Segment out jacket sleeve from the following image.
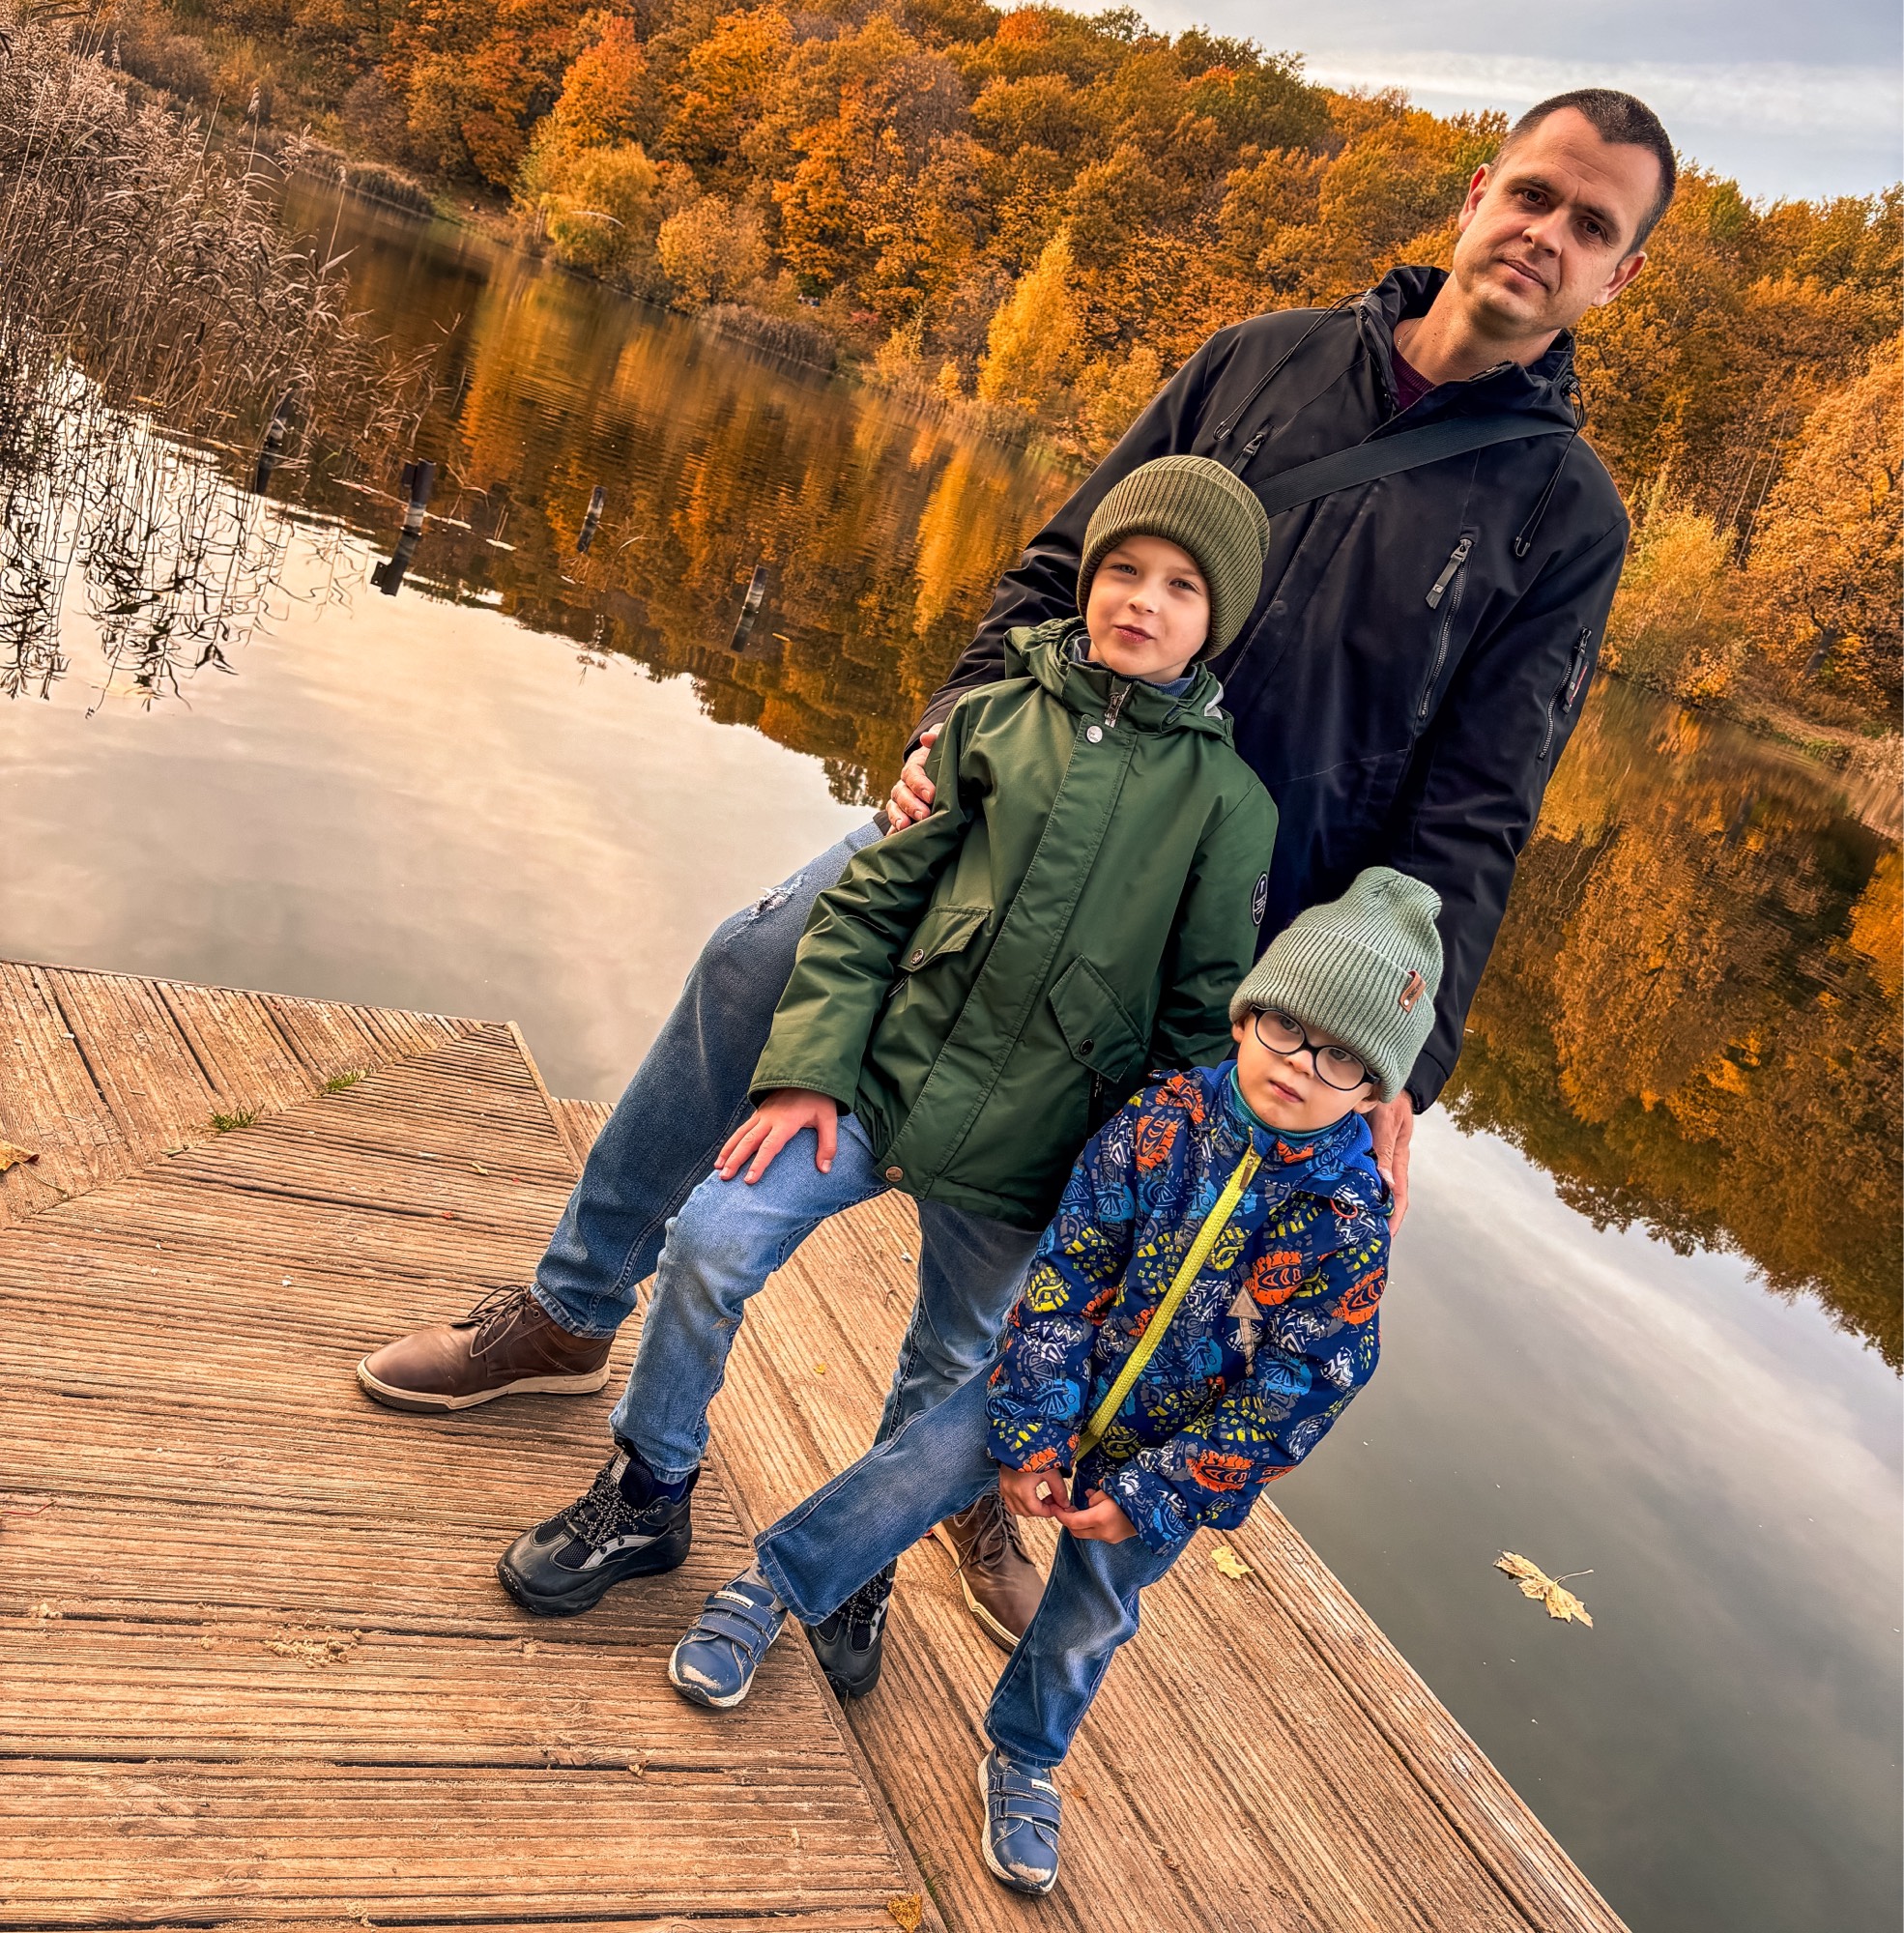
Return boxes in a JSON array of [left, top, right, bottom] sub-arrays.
[[909, 334, 1224, 747], [985, 1109, 1140, 1472], [1101, 1228, 1389, 1554], [1386, 519, 1627, 1111], [1149, 785, 1280, 1070], [749, 707, 976, 1110]]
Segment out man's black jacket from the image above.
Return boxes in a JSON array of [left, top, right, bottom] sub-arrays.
[[911, 265, 1629, 1111]]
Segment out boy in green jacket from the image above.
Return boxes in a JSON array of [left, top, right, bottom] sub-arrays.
[[496, 455, 1279, 1695]]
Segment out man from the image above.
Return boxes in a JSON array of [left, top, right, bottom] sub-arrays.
[[358, 90, 1673, 1668]]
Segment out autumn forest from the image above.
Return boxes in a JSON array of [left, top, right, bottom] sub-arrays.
[[104, 0, 1900, 738]]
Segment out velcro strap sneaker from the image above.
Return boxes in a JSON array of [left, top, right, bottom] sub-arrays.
[[979, 1748, 1063, 1895], [668, 1573, 787, 1709]]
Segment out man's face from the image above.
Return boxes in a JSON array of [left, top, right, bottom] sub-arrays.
[[1450, 107, 1660, 342]]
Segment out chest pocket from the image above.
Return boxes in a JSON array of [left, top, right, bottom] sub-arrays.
[[1049, 957, 1148, 1093], [899, 902, 989, 972]]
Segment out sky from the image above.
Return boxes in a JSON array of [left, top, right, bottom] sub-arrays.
[[1130, 0, 1902, 202]]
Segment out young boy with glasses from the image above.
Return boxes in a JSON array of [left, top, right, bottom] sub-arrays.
[[665, 867, 1443, 1897]]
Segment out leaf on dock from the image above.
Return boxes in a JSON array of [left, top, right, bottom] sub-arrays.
[[1495, 1551, 1594, 1626], [884, 1895, 924, 1931], [1209, 1544, 1253, 1580], [0, 1140, 39, 1172]]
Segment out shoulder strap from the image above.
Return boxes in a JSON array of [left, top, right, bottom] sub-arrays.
[[1078, 1146, 1262, 1458], [1250, 416, 1574, 519]]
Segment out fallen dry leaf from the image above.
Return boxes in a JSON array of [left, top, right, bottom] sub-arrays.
[[626, 1753, 648, 1778], [1209, 1544, 1253, 1580], [1495, 1551, 1594, 1627], [885, 1896, 924, 1932], [812, 1362, 827, 1376], [0, 1141, 39, 1173]]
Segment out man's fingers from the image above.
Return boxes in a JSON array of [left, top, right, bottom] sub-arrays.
[[744, 1119, 793, 1184], [814, 1108, 837, 1173], [716, 1116, 767, 1180]]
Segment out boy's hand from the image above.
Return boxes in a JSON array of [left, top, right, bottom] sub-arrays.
[[1051, 1487, 1138, 1544], [884, 727, 938, 830], [716, 1088, 838, 1184], [997, 1461, 1072, 1521]]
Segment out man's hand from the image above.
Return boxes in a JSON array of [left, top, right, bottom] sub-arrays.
[[884, 726, 939, 831], [716, 1088, 838, 1184], [1367, 1092, 1416, 1232]]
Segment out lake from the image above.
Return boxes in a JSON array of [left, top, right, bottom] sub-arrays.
[[4, 182, 1897, 1933]]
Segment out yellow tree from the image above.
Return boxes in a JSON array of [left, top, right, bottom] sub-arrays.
[[976, 229, 1082, 411], [1745, 336, 1902, 713]]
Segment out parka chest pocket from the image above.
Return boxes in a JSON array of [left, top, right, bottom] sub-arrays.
[[1049, 957, 1147, 1090], [900, 903, 990, 973]]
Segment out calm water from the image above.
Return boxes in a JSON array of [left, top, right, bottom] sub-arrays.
[[5, 187, 1898, 1933]]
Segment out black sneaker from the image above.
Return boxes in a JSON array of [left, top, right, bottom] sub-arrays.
[[497, 1445, 697, 1617], [806, 1561, 896, 1700]]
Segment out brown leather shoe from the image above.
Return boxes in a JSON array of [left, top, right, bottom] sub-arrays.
[[356, 1285, 614, 1413], [932, 1490, 1046, 1651]]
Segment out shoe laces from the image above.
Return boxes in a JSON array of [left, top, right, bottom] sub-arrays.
[[842, 1567, 894, 1638], [565, 1456, 646, 1547], [963, 1488, 1027, 1572], [464, 1284, 537, 1359]]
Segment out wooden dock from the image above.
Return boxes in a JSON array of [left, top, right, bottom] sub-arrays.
[[0, 960, 1628, 1932]]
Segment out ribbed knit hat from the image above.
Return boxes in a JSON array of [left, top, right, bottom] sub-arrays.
[[1227, 868, 1444, 1103], [1078, 455, 1271, 659]]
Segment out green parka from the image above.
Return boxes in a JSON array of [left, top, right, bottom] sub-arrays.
[[751, 620, 1280, 1229]]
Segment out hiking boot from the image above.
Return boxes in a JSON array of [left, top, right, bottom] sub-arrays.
[[978, 1749, 1063, 1895], [356, 1284, 613, 1413], [497, 1445, 697, 1617], [669, 1572, 787, 1709], [807, 1561, 896, 1701], [933, 1490, 1044, 1651]]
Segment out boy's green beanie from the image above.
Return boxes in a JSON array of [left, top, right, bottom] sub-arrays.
[[1227, 868, 1444, 1103], [1078, 455, 1271, 658]]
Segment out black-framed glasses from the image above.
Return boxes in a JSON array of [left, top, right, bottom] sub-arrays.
[[1250, 1009, 1372, 1092]]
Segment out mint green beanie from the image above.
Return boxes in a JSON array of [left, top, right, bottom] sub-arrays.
[[1078, 454, 1271, 658], [1227, 868, 1444, 1102]]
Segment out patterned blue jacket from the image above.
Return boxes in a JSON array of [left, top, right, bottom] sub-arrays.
[[986, 1063, 1392, 1553]]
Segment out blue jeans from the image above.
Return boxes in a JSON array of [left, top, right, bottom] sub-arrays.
[[532, 822, 882, 1338], [608, 1115, 1040, 1483], [755, 1366, 1182, 1770]]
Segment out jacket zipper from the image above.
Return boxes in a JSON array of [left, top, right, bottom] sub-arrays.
[[1416, 536, 1472, 728], [1540, 629, 1594, 757], [1425, 535, 1472, 610], [1104, 678, 1132, 729]]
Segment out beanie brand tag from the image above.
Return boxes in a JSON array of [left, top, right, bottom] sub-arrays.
[[1399, 968, 1427, 1012]]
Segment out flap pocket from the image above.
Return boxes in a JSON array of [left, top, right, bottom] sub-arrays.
[[1049, 957, 1146, 1082], [900, 903, 990, 972]]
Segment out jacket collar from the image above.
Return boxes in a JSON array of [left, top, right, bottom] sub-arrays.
[[1007, 619, 1233, 741], [1204, 1063, 1390, 1211], [1357, 265, 1584, 433]]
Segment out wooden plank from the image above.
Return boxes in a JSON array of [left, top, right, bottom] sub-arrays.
[[0, 1020, 926, 1932]]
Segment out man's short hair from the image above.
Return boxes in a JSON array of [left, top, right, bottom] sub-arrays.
[[1495, 89, 1677, 249]]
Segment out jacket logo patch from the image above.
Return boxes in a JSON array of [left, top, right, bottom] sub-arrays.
[[1399, 968, 1427, 1012], [1251, 873, 1270, 928]]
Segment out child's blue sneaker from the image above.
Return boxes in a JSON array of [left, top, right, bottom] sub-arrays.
[[977, 1748, 1062, 1894], [668, 1572, 786, 1709]]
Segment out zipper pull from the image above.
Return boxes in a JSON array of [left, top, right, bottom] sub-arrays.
[[1425, 536, 1472, 610], [1104, 679, 1131, 729]]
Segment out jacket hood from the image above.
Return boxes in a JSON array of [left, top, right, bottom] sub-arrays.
[[1005, 618, 1234, 742], [1360, 266, 1584, 434], [1204, 1062, 1391, 1216]]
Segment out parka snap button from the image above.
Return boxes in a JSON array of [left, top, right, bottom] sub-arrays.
[[1085, 725, 1103, 743], [909, 949, 924, 964], [1080, 1038, 1095, 1053], [884, 1165, 904, 1182]]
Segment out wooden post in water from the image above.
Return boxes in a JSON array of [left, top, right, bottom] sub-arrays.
[[729, 562, 768, 650], [372, 460, 435, 596], [576, 486, 606, 555]]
